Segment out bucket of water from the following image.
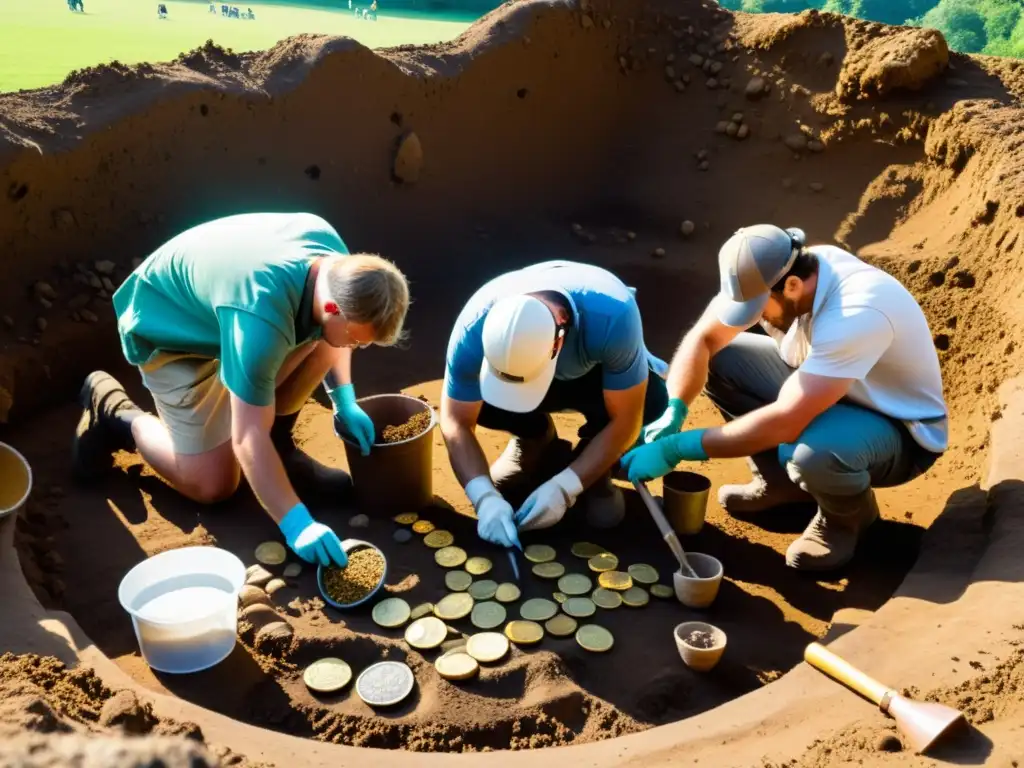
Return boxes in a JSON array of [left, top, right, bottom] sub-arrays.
[[0, 442, 32, 519]]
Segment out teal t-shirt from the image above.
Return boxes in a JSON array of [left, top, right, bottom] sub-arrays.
[[113, 212, 349, 406]]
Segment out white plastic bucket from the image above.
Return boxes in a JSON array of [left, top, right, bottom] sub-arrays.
[[0, 441, 32, 519], [118, 546, 245, 674]]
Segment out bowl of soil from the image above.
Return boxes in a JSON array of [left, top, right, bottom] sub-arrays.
[[335, 394, 437, 512], [674, 621, 727, 672], [317, 540, 388, 609]]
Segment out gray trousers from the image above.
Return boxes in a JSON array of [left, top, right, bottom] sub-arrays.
[[704, 333, 940, 519]]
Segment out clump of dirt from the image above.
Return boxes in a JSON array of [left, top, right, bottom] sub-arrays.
[[380, 410, 432, 444], [322, 547, 386, 604], [837, 26, 950, 101], [681, 630, 716, 650]]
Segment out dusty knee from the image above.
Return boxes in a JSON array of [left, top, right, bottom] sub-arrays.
[[183, 461, 240, 504]]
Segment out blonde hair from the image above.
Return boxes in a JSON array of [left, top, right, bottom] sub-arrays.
[[327, 254, 410, 346]]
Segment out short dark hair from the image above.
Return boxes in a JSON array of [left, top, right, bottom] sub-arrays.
[[771, 249, 818, 292]]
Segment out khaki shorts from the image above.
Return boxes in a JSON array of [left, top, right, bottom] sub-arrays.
[[139, 353, 232, 455]]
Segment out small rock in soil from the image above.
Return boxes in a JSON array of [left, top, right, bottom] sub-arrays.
[[34, 282, 57, 301], [53, 209, 76, 230], [101, 276, 116, 292], [731, 112, 744, 124], [266, 578, 288, 596], [393, 131, 423, 184], [689, 54, 704, 67], [785, 133, 808, 152], [665, 66, 676, 80], [737, 124, 750, 140], [239, 585, 271, 608], [580, 13, 593, 29], [602, 18, 611, 28], [652, 247, 666, 258], [706, 78, 719, 90], [710, 61, 723, 75], [393, 528, 413, 544], [88, 274, 102, 290], [808, 140, 824, 153], [745, 76, 766, 99], [726, 122, 739, 137], [350, 514, 370, 528], [716, 121, 729, 134], [698, 160, 710, 171], [99, 690, 157, 735], [809, 182, 825, 193], [245, 564, 274, 587], [80, 309, 99, 323], [626, 231, 636, 241], [94, 260, 116, 276], [283, 563, 302, 578], [674, 80, 686, 93], [680, 220, 696, 237], [38, 297, 53, 309]]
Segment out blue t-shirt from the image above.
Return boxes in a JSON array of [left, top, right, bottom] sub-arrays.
[[444, 261, 665, 403]]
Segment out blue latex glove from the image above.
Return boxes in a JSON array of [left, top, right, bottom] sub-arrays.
[[642, 398, 689, 444], [466, 476, 521, 550], [621, 428, 708, 484], [328, 382, 375, 456], [278, 503, 348, 568]]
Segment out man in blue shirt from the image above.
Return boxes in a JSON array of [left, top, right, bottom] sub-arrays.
[[441, 261, 669, 548]]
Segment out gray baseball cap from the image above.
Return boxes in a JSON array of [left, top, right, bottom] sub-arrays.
[[715, 224, 806, 327]]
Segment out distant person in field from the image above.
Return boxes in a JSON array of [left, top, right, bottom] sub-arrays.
[[441, 261, 669, 550], [71, 213, 410, 570], [621, 225, 948, 571]]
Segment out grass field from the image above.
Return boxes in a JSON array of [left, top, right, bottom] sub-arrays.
[[0, 0, 474, 93]]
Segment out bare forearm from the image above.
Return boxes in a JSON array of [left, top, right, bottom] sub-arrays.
[[325, 346, 353, 388], [666, 331, 711, 405], [443, 424, 491, 487], [570, 416, 639, 488], [234, 433, 301, 523], [701, 405, 799, 459]]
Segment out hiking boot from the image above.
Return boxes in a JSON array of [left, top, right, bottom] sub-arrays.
[[785, 489, 880, 571], [719, 454, 813, 516], [490, 415, 560, 494], [582, 473, 626, 529], [71, 371, 139, 482], [275, 412, 352, 499]]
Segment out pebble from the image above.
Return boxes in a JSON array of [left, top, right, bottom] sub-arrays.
[[785, 133, 809, 152], [580, 13, 593, 29], [34, 282, 57, 301], [680, 220, 696, 237], [706, 78, 719, 90], [88, 274, 102, 290], [393, 131, 423, 184], [737, 124, 750, 140], [651, 248, 666, 259], [393, 528, 413, 544], [710, 61, 723, 75], [745, 76, 767, 99], [81, 309, 99, 323], [698, 160, 710, 171], [665, 65, 676, 80], [53, 209, 76, 230], [101, 277, 115, 292], [808, 140, 824, 153], [809, 182, 825, 193], [674, 80, 686, 93], [265, 578, 287, 596], [689, 53, 704, 67], [283, 563, 302, 578], [602, 18, 611, 29], [732, 112, 744, 124], [726, 122, 739, 137], [94, 260, 116, 276], [38, 297, 53, 310], [245, 564, 274, 588], [716, 121, 729, 134], [626, 231, 636, 241], [239, 585, 271, 608], [349, 514, 369, 528]]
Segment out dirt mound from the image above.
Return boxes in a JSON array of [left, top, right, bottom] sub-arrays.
[[2, 0, 1024, 762]]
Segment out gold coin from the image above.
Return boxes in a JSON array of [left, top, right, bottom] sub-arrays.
[[435, 546, 468, 568], [412, 520, 436, 534], [254, 541, 286, 566], [532, 561, 565, 580], [303, 657, 353, 693], [434, 592, 475, 621], [524, 544, 556, 563], [371, 597, 411, 628], [520, 598, 558, 622], [562, 597, 596, 618], [468, 579, 498, 601], [571, 542, 608, 559], [622, 586, 649, 607], [545, 614, 578, 637], [627, 564, 659, 585], [598, 571, 633, 591], [650, 584, 674, 599], [576, 624, 614, 652], [552, 592, 567, 604], [424, 530, 455, 549], [588, 553, 619, 572], [445, 570, 473, 592], [435, 651, 479, 681], [466, 632, 510, 663], [393, 512, 419, 525], [557, 573, 593, 596], [405, 616, 447, 649], [494, 583, 521, 603], [592, 587, 623, 609], [505, 620, 544, 645], [465, 557, 493, 576], [470, 601, 507, 630], [411, 602, 435, 620]]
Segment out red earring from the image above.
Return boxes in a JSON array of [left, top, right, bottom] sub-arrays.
[[325, 301, 339, 315]]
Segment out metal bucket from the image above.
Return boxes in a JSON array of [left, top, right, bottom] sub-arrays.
[[336, 394, 437, 513], [0, 442, 32, 520], [663, 470, 711, 535]]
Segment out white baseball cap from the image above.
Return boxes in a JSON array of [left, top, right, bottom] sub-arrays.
[[715, 224, 806, 327], [479, 294, 562, 413]]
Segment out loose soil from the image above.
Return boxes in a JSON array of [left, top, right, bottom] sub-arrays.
[[323, 547, 386, 604], [380, 410, 433, 444], [682, 630, 716, 650], [2, 0, 1024, 762]]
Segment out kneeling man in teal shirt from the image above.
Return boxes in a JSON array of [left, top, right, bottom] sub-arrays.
[[72, 212, 410, 568]]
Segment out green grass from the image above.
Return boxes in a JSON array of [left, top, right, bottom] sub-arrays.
[[0, 0, 473, 92]]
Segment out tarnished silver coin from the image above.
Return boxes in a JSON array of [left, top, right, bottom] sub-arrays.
[[355, 661, 415, 707]]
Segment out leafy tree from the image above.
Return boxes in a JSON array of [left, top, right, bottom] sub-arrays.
[[919, 0, 988, 52]]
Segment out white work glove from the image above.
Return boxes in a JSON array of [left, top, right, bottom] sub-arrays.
[[466, 476, 521, 550], [514, 468, 584, 532]]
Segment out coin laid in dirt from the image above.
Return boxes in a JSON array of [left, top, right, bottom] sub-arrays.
[[650, 584, 675, 599], [434, 592, 475, 621], [588, 553, 619, 572], [412, 520, 436, 534], [265, 578, 287, 596], [627, 564, 660, 585], [445, 570, 473, 592], [424, 530, 455, 549], [411, 602, 435, 620], [470, 601, 507, 630], [468, 579, 498, 601], [622, 587, 650, 607], [372, 598, 412, 628], [545, 613, 578, 638], [505, 620, 545, 645], [552, 592, 567, 604], [435, 546, 468, 568], [592, 588, 623, 609], [557, 573, 593, 596], [576, 624, 614, 653], [466, 632, 510, 663], [598, 571, 633, 591], [435, 652, 479, 681], [562, 597, 596, 618], [393, 512, 419, 525], [239, 584, 271, 608], [282, 563, 302, 579], [303, 657, 353, 694], [571, 542, 608, 559], [524, 544, 556, 563], [356, 661, 415, 707], [532, 561, 566, 580], [520, 598, 558, 622], [405, 616, 448, 649], [254, 541, 286, 566], [494, 583, 521, 603], [465, 556, 493, 576]]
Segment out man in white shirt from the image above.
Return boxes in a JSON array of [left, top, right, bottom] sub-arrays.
[[621, 224, 948, 570]]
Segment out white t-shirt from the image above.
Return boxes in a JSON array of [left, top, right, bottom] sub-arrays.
[[759, 246, 948, 453]]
